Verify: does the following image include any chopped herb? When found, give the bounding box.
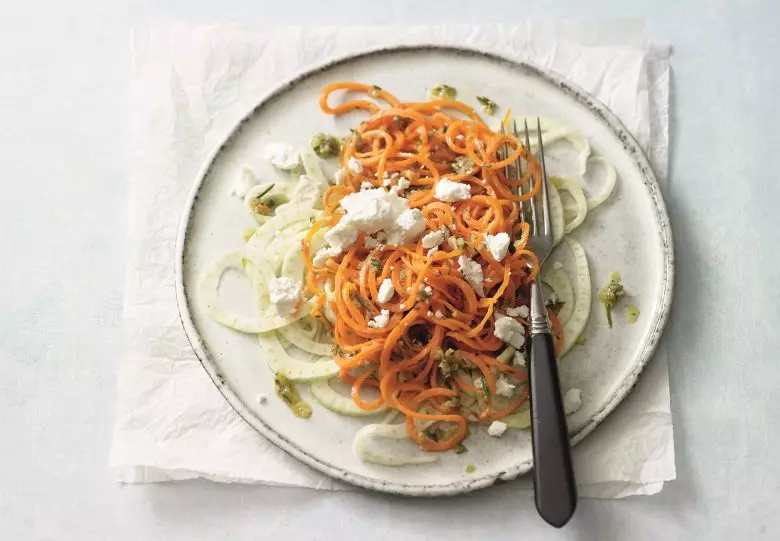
[256,183,275,200]
[310,133,341,159]
[465,464,476,473]
[430,84,457,99]
[599,273,625,328]
[455,238,467,250]
[476,96,498,115]
[480,377,490,399]
[369,258,381,270]
[399,270,408,280]
[274,373,312,419]
[454,443,468,454]
[368,84,382,98]
[309,216,316,225]
[450,156,477,176]
[576,334,586,345]
[418,286,432,301]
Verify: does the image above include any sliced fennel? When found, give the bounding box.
[353,423,439,466]
[310,379,388,416]
[560,237,592,356]
[542,266,575,327]
[257,332,338,381]
[503,404,531,429]
[551,176,588,234]
[548,180,565,246]
[585,156,618,210]
[199,252,312,333]
[277,323,332,356]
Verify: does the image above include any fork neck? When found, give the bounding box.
[529,275,550,336]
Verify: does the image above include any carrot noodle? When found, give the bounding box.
[304,82,549,451]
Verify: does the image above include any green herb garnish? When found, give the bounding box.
[599,272,625,328]
[626,304,640,324]
[454,443,468,455]
[369,258,381,270]
[430,84,457,99]
[476,96,498,115]
[310,133,341,159]
[450,156,477,176]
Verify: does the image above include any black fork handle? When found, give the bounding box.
[529,331,577,527]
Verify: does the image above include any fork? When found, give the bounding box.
[503,119,577,527]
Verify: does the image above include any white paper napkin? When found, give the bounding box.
[110,22,675,498]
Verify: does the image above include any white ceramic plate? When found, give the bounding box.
[175,46,673,496]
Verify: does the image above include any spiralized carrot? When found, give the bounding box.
[303,82,551,451]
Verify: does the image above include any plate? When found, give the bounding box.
[175,45,674,496]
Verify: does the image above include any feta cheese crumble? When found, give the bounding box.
[262,143,300,170]
[334,168,347,183]
[421,230,445,249]
[505,305,529,318]
[347,156,363,174]
[291,174,328,208]
[493,316,526,349]
[487,421,508,438]
[485,232,510,262]
[513,350,527,367]
[397,176,411,191]
[361,181,374,190]
[324,188,424,253]
[229,166,257,199]
[458,255,485,296]
[434,177,471,202]
[268,276,302,316]
[368,309,391,329]
[495,375,516,397]
[312,246,339,267]
[377,278,395,303]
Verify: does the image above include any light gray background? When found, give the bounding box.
[1,1,777,539]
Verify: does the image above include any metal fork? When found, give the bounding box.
[504,119,577,527]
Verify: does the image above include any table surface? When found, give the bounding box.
[3,1,779,539]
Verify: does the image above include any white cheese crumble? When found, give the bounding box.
[291,174,328,208]
[229,166,257,199]
[513,350,527,367]
[361,181,374,191]
[334,168,347,184]
[485,232,510,262]
[458,255,485,296]
[564,388,583,415]
[268,276,302,316]
[262,143,300,170]
[505,305,530,318]
[397,176,411,191]
[312,246,339,267]
[487,421,508,438]
[421,230,445,249]
[434,177,471,202]
[347,156,363,174]
[383,177,393,187]
[494,316,526,349]
[324,188,423,253]
[389,208,426,244]
[434,310,444,319]
[495,375,516,397]
[368,309,391,329]
[377,278,395,303]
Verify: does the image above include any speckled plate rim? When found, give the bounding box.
[174,44,675,497]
